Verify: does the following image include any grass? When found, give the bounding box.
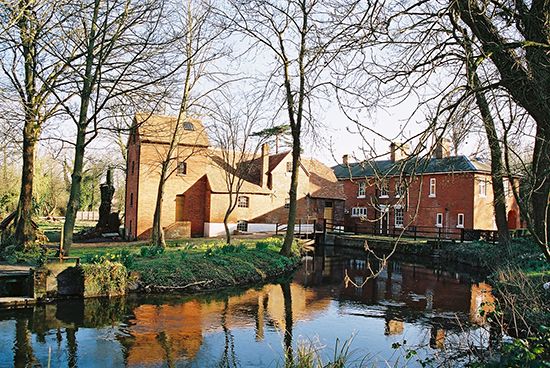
[72,237,300,291]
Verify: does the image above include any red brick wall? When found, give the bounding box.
[340,172,522,234]
[181,175,208,236]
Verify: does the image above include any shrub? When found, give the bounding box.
[139,245,165,258]
[80,260,127,297]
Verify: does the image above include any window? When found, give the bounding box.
[325,201,333,208]
[395,183,406,198]
[503,178,510,197]
[378,181,389,198]
[183,122,195,131]
[479,179,487,197]
[237,220,248,232]
[131,161,135,175]
[435,213,443,227]
[429,178,436,197]
[286,161,292,172]
[351,207,367,217]
[130,193,133,207]
[457,213,464,228]
[394,206,404,228]
[284,198,291,209]
[237,196,249,208]
[128,221,132,238]
[357,182,366,198]
[177,161,187,176]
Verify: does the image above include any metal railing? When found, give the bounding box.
[323,219,502,243]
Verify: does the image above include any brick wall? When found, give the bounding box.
[340,171,521,232]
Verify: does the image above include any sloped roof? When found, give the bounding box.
[333,155,491,180]
[134,113,209,147]
[303,158,346,200]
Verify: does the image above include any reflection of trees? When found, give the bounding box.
[66,327,78,368]
[280,282,293,367]
[157,331,175,368]
[14,319,36,368]
[219,297,237,368]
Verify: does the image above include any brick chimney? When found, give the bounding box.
[260,143,270,188]
[390,142,410,162]
[433,138,451,159]
[342,154,349,166]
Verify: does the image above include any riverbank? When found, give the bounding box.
[78,237,302,294]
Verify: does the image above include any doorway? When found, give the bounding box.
[323,201,333,223]
[175,195,185,221]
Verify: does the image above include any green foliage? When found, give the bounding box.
[139,245,165,258]
[0,244,49,265]
[473,327,550,368]
[130,248,300,289]
[83,249,135,269]
[80,260,127,297]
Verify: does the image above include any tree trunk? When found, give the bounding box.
[280,282,293,365]
[13,122,38,249]
[470,73,512,250]
[151,163,168,247]
[62,129,86,255]
[281,139,300,256]
[223,211,231,245]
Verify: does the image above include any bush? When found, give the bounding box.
[80,260,127,297]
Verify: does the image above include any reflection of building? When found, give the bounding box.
[334,140,522,236]
[385,319,404,335]
[469,282,495,324]
[125,114,345,239]
[120,282,331,365]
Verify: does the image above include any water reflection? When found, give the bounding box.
[0,246,495,367]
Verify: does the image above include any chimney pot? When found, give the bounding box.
[342,154,349,166]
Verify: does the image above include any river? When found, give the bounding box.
[0,246,497,367]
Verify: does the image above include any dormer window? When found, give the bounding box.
[183,122,195,131]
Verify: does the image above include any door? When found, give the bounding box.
[175,195,185,221]
[323,201,333,222]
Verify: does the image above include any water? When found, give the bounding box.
[0,246,496,367]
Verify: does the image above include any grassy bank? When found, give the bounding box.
[77,237,301,293]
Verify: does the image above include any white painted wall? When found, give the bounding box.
[203,222,315,237]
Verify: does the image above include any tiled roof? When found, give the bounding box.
[135,113,209,147]
[333,155,491,179]
[303,158,346,200]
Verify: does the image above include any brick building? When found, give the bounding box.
[332,141,521,237]
[124,114,345,239]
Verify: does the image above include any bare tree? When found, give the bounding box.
[0,0,73,248]
[224,0,369,256]
[49,0,183,254]
[150,0,228,247]
[208,91,267,244]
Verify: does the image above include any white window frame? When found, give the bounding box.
[237,220,248,232]
[395,183,405,198]
[176,160,187,176]
[379,181,389,198]
[351,207,367,217]
[286,161,293,172]
[429,178,436,198]
[457,213,464,228]
[435,213,443,227]
[479,179,487,197]
[237,196,249,208]
[394,206,404,228]
[284,198,291,209]
[357,182,366,198]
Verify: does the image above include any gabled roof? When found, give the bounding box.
[333,155,491,180]
[303,158,346,200]
[134,113,209,147]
